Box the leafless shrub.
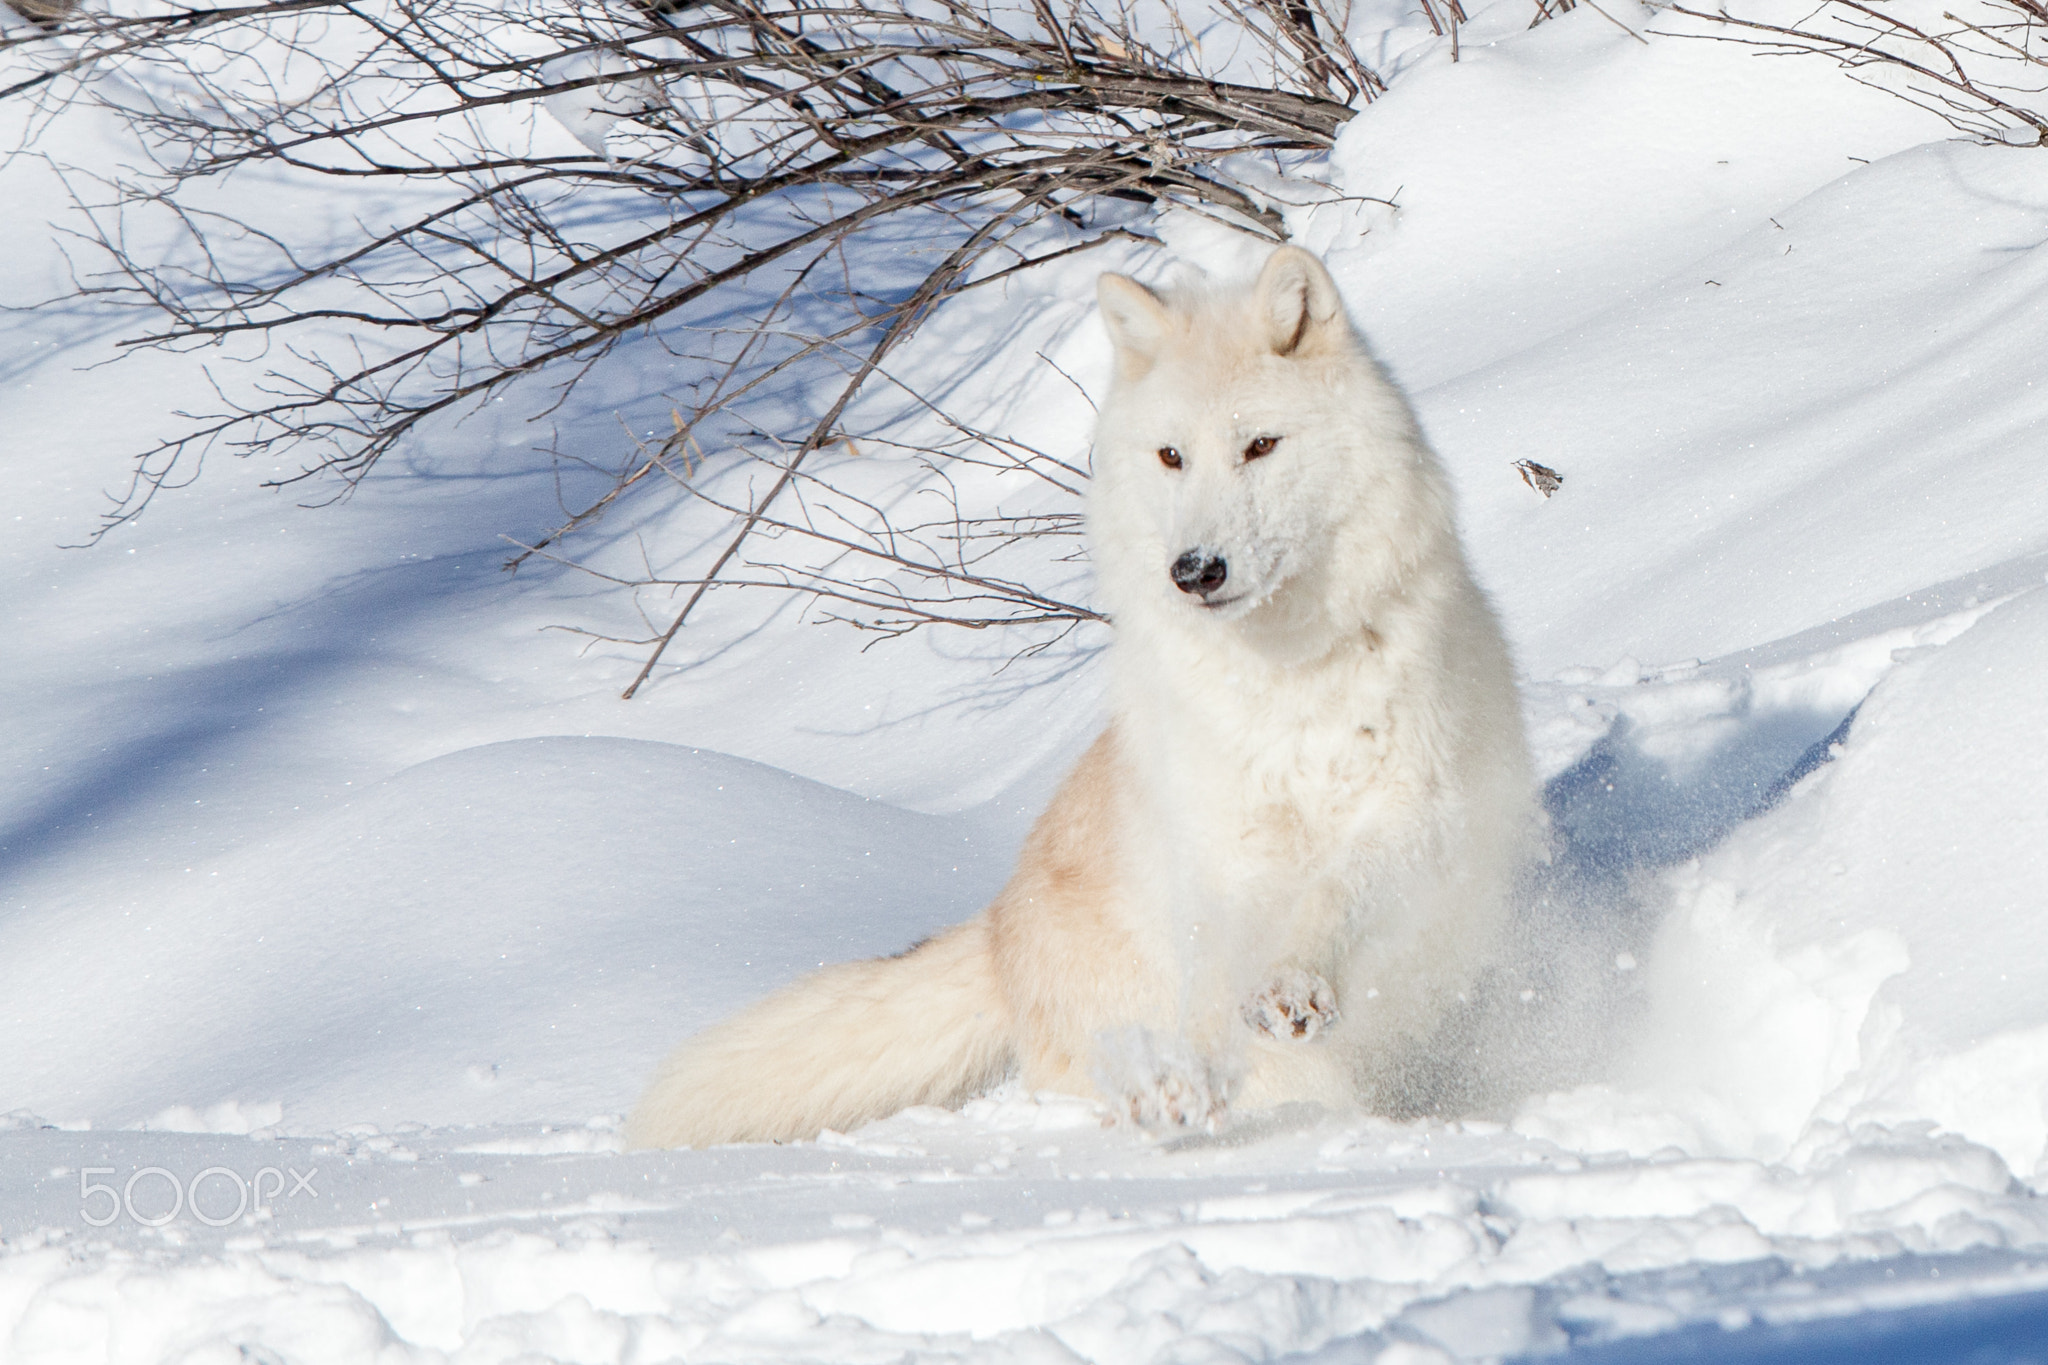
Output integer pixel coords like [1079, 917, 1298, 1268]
[3, 0, 1384, 692]
[1662, 0, 2048, 144]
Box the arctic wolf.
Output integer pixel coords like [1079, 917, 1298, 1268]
[627, 247, 1535, 1147]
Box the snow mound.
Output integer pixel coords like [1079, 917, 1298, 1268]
[0, 738, 1003, 1133]
[1521, 586, 2048, 1176]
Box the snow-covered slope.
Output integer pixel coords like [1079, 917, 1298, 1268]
[0, 738, 1007, 1132]
[6, 0, 2048, 1358]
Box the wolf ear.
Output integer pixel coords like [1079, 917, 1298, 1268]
[1255, 246, 1347, 358]
[1097, 272, 1170, 380]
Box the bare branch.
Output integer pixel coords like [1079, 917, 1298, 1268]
[1664, 0, 2048, 142]
[6, 0, 1390, 687]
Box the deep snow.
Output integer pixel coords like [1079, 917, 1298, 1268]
[6, 0, 2048, 1359]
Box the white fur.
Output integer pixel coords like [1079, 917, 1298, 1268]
[627, 247, 1536, 1148]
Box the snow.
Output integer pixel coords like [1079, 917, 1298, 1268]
[8, 0, 2048, 1358]
[0, 738, 1006, 1132]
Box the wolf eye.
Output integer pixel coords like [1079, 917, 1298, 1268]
[1157, 446, 1183, 470]
[1243, 435, 1280, 461]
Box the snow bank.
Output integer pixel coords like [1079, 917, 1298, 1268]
[8, 1095, 2048, 1362]
[1428, 137, 2048, 677]
[0, 739, 1004, 1132]
[1575, 585, 2048, 1177]
[1518, 587, 2048, 1169]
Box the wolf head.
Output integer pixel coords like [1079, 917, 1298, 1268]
[1088, 247, 1455, 662]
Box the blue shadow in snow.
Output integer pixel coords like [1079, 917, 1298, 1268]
[0, 549, 532, 896]
[1540, 702, 1859, 896]
[1298, 1285, 2048, 1365]
[1522, 1249, 2048, 1365]
[1403, 689, 1870, 1115]
[1552, 1286, 2048, 1364]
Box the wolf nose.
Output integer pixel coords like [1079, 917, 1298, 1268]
[1170, 551, 1229, 596]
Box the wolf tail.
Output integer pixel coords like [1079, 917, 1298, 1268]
[624, 916, 1013, 1148]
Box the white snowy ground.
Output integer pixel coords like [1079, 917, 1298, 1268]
[6, 0, 2048, 1359]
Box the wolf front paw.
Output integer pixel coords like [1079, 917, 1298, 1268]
[1092, 1028, 1227, 1133]
[1123, 1066, 1224, 1132]
[1241, 967, 1339, 1041]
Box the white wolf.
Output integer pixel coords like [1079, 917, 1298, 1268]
[627, 246, 1535, 1147]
